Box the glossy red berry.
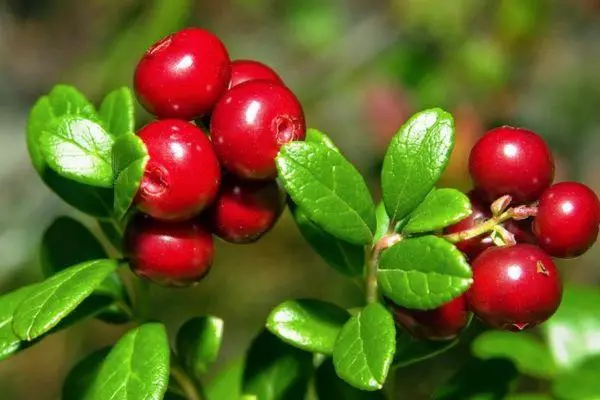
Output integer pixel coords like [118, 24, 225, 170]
[134, 28, 231, 120]
[211, 80, 306, 179]
[469, 126, 554, 203]
[389, 295, 470, 341]
[467, 244, 562, 331]
[135, 120, 221, 221]
[210, 176, 286, 243]
[444, 191, 493, 260]
[533, 182, 600, 258]
[229, 60, 282, 89]
[124, 214, 214, 287]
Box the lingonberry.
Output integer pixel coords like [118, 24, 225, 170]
[504, 219, 537, 245]
[469, 126, 554, 203]
[124, 213, 214, 287]
[211, 80, 306, 179]
[134, 28, 231, 120]
[229, 59, 283, 89]
[135, 120, 221, 221]
[533, 182, 600, 258]
[467, 244, 562, 331]
[444, 191, 493, 260]
[210, 176, 287, 243]
[389, 295, 470, 341]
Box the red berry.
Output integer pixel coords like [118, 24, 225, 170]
[389, 295, 470, 341]
[124, 214, 214, 287]
[135, 120, 221, 221]
[134, 28, 230, 120]
[210, 176, 286, 243]
[467, 244, 562, 331]
[211, 80, 306, 179]
[444, 191, 493, 260]
[504, 219, 537, 245]
[229, 60, 282, 89]
[533, 182, 600, 258]
[469, 126, 554, 203]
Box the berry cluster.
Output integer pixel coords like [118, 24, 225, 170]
[390, 126, 599, 338]
[125, 28, 305, 286]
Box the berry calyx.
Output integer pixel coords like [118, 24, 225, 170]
[209, 176, 286, 243]
[469, 126, 554, 203]
[533, 182, 600, 258]
[389, 295, 470, 341]
[211, 80, 306, 179]
[229, 60, 282, 89]
[124, 214, 215, 287]
[134, 28, 231, 120]
[467, 244, 562, 331]
[444, 191, 493, 260]
[135, 120, 221, 221]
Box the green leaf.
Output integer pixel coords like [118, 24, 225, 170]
[27, 85, 98, 173]
[505, 395, 553, 400]
[434, 358, 518, 400]
[333, 303, 396, 391]
[40, 116, 115, 188]
[316, 358, 385, 400]
[12, 259, 118, 340]
[552, 356, 600, 400]
[373, 202, 391, 244]
[176, 316, 224, 377]
[277, 141, 376, 245]
[543, 286, 600, 370]
[393, 332, 458, 368]
[305, 128, 339, 152]
[113, 133, 149, 220]
[378, 236, 472, 309]
[403, 188, 471, 233]
[99, 87, 135, 138]
[62, 347, 111, 400]
[472, 331, 556, 378]
[290, 204, 364, 277]
[0, 285, 37, 360]
[87, 323, 170, 400]
[382, 108, 455, 222]
[242, 330, 313, 400]
[206, 359, 244, 400]
[266, 299, 350, 355]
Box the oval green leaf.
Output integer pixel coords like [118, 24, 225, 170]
[206, 359, 243, 400]
[402, 188, 471, 233]
[382, 108, 455, 222]
[0, 285, 37, 360]
[316, 358, 385, 400]
[552, 356, 600, 400]
[472, 331, 556, 378]
[12, 259, 118, 340]
[176, 316, 224, 377]
[99, 87, 135, 138]
[40, 116, 115, 188]
[378, 236, 472, 309]
[243, 330, 313, 400]
[291, 204, 364, 277]
[266, 299, 350, 355]
[543, 286, 600, 370]
[277, 141, 376, 245]
[393, 331, 458, 368]
[63, 347, 111, 400]
[87, 323, 170, 400]
[113, 133, 149, 220]
[305, 128, 339, 152]
[373, 202, 391, 244]
[333, 302, 396, 391]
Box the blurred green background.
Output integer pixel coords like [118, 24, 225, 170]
[0, 0, 599, 398]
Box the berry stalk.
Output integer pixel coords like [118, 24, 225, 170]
[365, 233, 402, 304]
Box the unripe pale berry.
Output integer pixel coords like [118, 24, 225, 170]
[211, 80, 306, 179]
[124, 214, 214, 287]
[134, 28, 231, 120]
[533, 182, 600, 258]
[467, 244, 562, 331]
[389, 295, 470, 341]
[469, 126, 554, 203]
[210, 176, 286, 243]
[135, 119, 221, 221]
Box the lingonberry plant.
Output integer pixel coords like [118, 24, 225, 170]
[1, 26, 598, 399]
